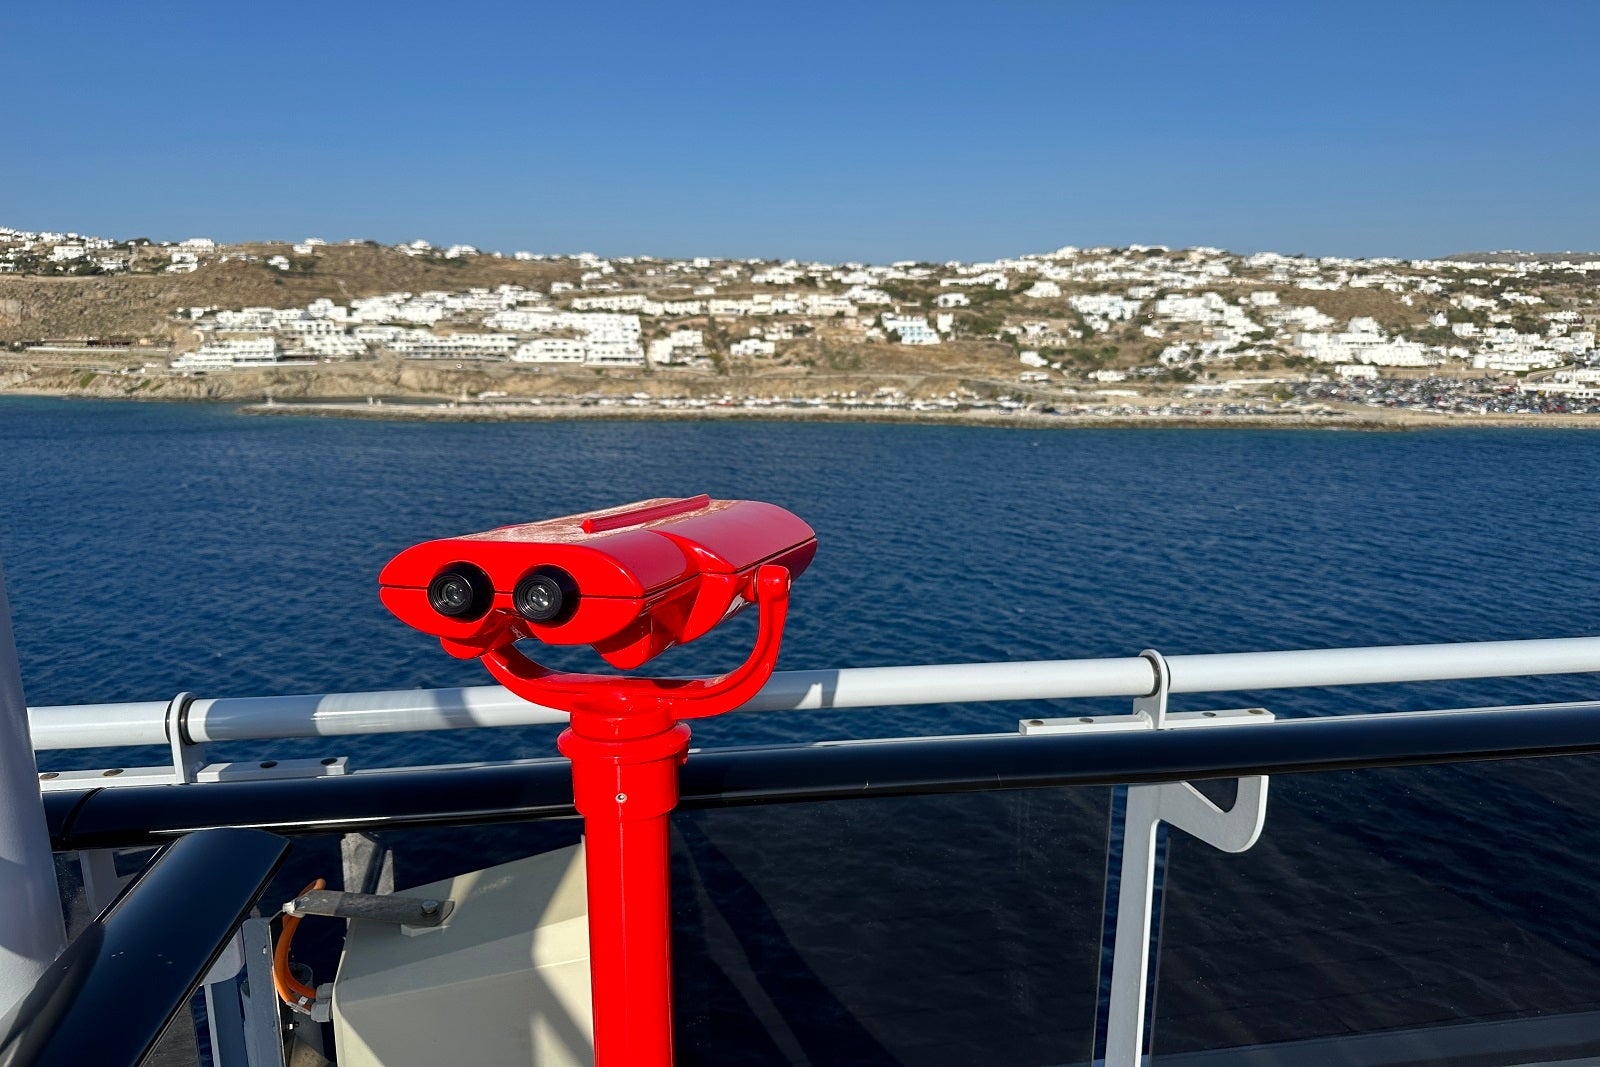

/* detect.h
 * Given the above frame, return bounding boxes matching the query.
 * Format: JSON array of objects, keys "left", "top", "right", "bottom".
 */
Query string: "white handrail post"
[{"left": 0, "top": 558, "right": 66, "bottom": 1017}]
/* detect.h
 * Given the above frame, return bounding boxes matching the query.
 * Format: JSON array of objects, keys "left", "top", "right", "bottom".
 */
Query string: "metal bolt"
[
  {"left": 1078, "top": 717, "right": 1094, "bottom": 724},
  {"left": 615, "top": 793, "right": 627, "bottom": 803},
  {"left": 421, "top": 899, "right": 440, "bottom": 916},
  {"left": 1026, "top": 719, "right": 1044, "bottom": 726},
  {"left": 102, "top": 768, "right": 123, "bottom": 777},
  {"left": 1202, "top": 711, "right": 1217, "bottom": 718},
  {"left": 38, "top": 771, "right": 58, "bottom": 780}
]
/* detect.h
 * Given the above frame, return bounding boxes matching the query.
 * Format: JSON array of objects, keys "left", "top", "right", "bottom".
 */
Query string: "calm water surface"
[
  {"left": 7, "top": 398, "right": 1599, "bottom": 730},
  {"left": 5, "top": 397, "right": 1600, "bottom": 1062}
]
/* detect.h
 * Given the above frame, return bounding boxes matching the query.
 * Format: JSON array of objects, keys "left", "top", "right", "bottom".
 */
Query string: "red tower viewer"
[{"left": 379, "top": 496, "right": 816, "bottom": 1066}]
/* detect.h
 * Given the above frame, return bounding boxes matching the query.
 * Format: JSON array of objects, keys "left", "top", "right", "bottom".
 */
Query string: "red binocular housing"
[{"left": 379, "top": 495, "right": 816, "bottom": 671}]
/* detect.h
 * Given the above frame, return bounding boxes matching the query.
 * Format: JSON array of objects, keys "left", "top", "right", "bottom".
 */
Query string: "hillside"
[
  {"left": 0, "top": 244, "right": 580, "bottom": 343},
  {"left": 2, "top": 229, "right": 1594, "bottom": 422},
  {"left": 1441, "top": 252, "right": 1600, "bottom": 264}
]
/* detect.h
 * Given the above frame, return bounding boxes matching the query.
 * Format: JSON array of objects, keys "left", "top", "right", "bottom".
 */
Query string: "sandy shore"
[{"left": 233, "top": 399, "right": 1600, "bottom": 431}]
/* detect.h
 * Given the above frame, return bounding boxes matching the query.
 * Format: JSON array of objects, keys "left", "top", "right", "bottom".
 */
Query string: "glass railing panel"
[
  {"left": 46, "top": 778, "right": 1101, "bottom": 1063},
  {"left": 1148, "top": 756, "right": 1600, "bottom": 1065},
  {"left": 671, "top": 786, "right": 1113, "bottom": 1066}
]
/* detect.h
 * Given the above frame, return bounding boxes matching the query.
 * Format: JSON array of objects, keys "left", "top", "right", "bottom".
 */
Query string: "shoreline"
[
  {"left": 7, "top": 389, "right": 1600, "bottom": 430},
  {"left": 231, "top": 398, "right": 1600, "bottom": 431}
]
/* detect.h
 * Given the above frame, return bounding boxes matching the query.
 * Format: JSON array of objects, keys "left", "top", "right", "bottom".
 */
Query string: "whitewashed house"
[
  {"left": 730, "top": 338, "right": 776, "bottom": 357},
  {"left": 172, "top": 337, "right": 281, "bottom": 370},
  {"left": 514, "top": 339, "right": 588, "bottom": 364}
]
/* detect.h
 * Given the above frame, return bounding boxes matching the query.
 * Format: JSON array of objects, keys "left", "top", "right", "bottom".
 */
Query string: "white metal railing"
[
  {"left": 26, "top": 633, "right": 1600, "bottom": 1067},
  {"left": 28, "top": 636, "right": 1600, "bottom": 751}
]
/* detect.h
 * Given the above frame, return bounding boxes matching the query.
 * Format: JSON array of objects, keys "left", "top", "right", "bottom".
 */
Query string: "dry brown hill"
[
  {"left": 0, "top": 244, "right": 581, "bottom": 343},
  {"left": 1286, "top": 286, "right": 1430, "bottom": 329}
]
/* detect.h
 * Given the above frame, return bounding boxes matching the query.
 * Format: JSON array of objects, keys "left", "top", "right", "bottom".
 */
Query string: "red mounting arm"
[{"left": 479, "top": 564, "right": 792, "bottom": 739}]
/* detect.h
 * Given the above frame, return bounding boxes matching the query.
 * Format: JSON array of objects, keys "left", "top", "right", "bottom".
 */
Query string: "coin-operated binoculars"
[{"left": 379, "top": 495, "right": 816, "bottom": 1066}]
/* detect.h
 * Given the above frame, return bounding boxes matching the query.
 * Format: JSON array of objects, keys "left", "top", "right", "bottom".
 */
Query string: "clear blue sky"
[{"left": 6, "top": 1, "right": 1597, "bottom": 262}]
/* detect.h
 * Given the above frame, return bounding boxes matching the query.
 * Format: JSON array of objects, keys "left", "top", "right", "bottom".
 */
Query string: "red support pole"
[{"left": 560, "top": 721, "right": 692, "bottom": 1067}]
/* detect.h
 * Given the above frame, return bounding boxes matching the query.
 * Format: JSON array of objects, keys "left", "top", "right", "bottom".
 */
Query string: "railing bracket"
[
  {"left": 1134, "top": 648, "right": 1172, "bottom": 728},
  {"left": 1100, "top": 704, "right": 1275, "bottom": 1067}
]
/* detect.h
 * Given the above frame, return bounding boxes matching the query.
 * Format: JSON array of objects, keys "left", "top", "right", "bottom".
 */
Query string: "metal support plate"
[
  {"left": 38, "top": 755, "right": 350, "bottom": 792},
  {"left": 1019, "top": 706, "right": 1272, "bottom": 735}
]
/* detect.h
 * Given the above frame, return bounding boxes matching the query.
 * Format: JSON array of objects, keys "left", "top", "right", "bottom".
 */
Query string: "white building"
[
  {"left": 215, "top": 308, "right": 279, "bottom": 332},
  {"left": 1154, "top": 292, "right": 1228, "bottom": 323},
  {"left": 393, "top": 333, "right": 517, "bottom": 360},
  {"left": 297, "top": 334, "right": 365, "bottom": 359},
  {"left": 352, "top": 325, "right": 408, "bottom": 345},
  {"left": 730, "top": 338, "right": 776, "bottom": 358},
  {"left": 172, "top": 337, "right": 280, "bottom": 370},
  {"left": 844, "top": 286, "right": 893, "bottom": 305},
  {"left": 305, "top": 298, "right": 347, "bottom": 321},
  {"left": 585, "top": 339, "right": 645, "bottom": 366},
  {"left": 1473, "top": 349, "right": 1565, "bottom": 373},
  {"left": 1069, "top": 294, "right": 1142, "bottom": 321},
  {"left": 1265, "top": 305, "right": 1335, "bottom": 331},
  {"left": 1336, "top": 364, "right": 1379, "bottom": 380},
  {"left": 880, "top": 313, "right": 939, "bottom": 345},
  {"left": 1518, "top": 369, "right": 1600, "bottom": 399},
  {"left": 572, "top": 293, "right": 649, "bottom": 313},
  {"left": 514, "top": 339, "right": 587, "bottom": 364},
  {"left": 276, "top": 319, "right": 342, "bottom": 340},
  {"left": 648, "top": 329, "right": 705, "bottom": 366},
  {"left": 751, "top": 266, "right": 802, "bottom": 285},
  {"left": 1293, "top": 318, "right": 1437, "bottom": 367},
  {"left": 802, "top": 294, "right": 855, "bottom": 317}
]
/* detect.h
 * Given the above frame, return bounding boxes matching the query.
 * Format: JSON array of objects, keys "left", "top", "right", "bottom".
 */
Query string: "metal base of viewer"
[{"left": 331, "top": 843, "right": 593, "bottom": 1066}]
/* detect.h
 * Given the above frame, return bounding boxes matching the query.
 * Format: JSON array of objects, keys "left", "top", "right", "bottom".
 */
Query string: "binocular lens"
[
  {"left": 513, "top": 566, "right": 578, "bottom": 624},
  {"left": 427, "top": 565, "right": 493, "bottom": 621}
]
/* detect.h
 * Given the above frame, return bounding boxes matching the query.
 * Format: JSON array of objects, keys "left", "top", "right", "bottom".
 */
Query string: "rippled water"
[
  {"left": 6, "top": 397, "right": 1600, "bottom": 1062},
  {"left": 8, "top": 398, "right": 1599, "bottom": 730}
]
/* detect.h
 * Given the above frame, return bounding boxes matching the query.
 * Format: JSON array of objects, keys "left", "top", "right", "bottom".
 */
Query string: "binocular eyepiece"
[
  {"left": 426, "top": 564, "right": 493, "bottom": 620},
  {"left": 511, "top": 566, "right": 579, "bottom": 624},
  {"left": 381, "top": 496, "right": 817, "bottom": 670},
  {"left": 426, "top": 563, "right": 579, "bottom": 625}
]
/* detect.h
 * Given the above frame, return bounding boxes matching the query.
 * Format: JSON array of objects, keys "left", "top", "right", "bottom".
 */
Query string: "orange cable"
[{"left": 273, "top": 878, "right": 326, "bottom": 1012}]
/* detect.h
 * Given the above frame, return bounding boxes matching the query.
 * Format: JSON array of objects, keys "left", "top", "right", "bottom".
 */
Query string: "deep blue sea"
[{"left": 6, "top": 397, "right": 1600, "bottom": 1064}]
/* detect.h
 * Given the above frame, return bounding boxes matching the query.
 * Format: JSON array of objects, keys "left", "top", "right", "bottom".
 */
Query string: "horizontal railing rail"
[
  {"left": 43, "top": 699, "right": 1600, "bottom": 850},
  {"left": 27, "top": 635, "right": 1600, "bottom": 751}
]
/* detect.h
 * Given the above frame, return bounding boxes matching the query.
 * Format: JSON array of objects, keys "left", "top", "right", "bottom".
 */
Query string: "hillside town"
[{"left": 3, "top": 224, "right": 1598, "bottom": 420}]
